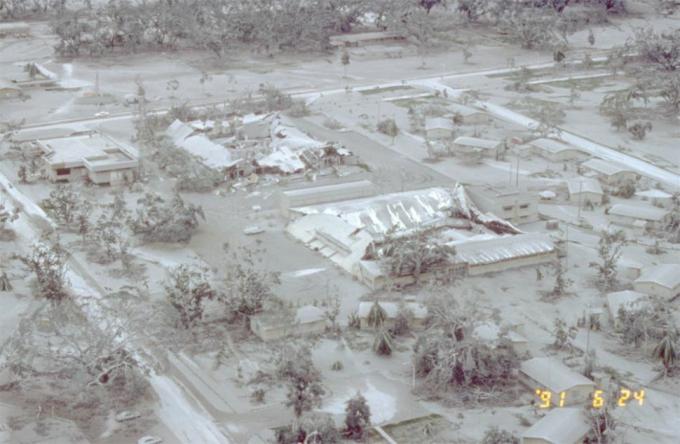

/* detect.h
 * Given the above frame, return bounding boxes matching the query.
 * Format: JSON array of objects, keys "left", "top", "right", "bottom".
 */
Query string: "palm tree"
[
  {"left": 653, "top": 333, "right": 677, "bottom": 376},
  {"left": 373, "top": 329, "right": 393, "bottom": 356},
  {"left": 367, "top": 301, "right": 387, "bottom": 329}
]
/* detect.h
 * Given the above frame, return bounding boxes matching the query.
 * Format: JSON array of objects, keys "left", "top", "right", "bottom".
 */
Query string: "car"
[
  {"left": 115, "top": 410, "right": 141, "bottom": 422},
  {"left": 137, "top": 436, "right": 163, "bottom": 444},
  {"left": 94, "top": 111, "right": 110, "bottom": 118},
  {"left": 243, "top": 225, "right": 264, "bottom": 235}
]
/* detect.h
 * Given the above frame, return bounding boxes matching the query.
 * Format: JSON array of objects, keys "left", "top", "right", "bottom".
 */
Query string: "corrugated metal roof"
[
  {"left": 521, "top": 357, "right": 595, "bottom": 394},
  {"left": 452, "top": 233, "right": 554, "bottom": 265}
]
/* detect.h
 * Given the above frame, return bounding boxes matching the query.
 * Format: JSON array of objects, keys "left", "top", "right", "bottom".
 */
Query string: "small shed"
[
  {"left": 528, "top": 138, "right": 586, "bottom": 162},
  {"left": 249, "top": 305, "right": 327, "bottom": 341},
  {"left": 425, "top": 117, "right": 454, "bottom": 140},
  {"left": 521, "top": 407, "right": 590, "bottom": 444},
  {"left": 580, "top": 158, "right": 638, "bottom": 185},
  {"left": 520, "top": 357, "right": 595, "bottom": 406},
  {"left": 356, "top": 301, "right": 427, "bottom": 329},
  {"left": 635, "top": 189, "right": 673, "bottom": 208},
  {"left": 633, "top": 264, "right": 680, "bottom": 300},
  {"left": 608, "top": 203, "right": 669, "bottom": 230},
  {"left": 452, "top": 136, "right": 500, "bottom": 159},
  {"left": 567, "top": 177, "right": 603, "bottom": 205}
]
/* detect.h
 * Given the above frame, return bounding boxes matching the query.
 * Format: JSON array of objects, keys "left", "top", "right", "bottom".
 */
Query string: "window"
[
  {"left": 519, "top": 204, "right": 529, "bottom": 209},
  {"left": 55, "top": 167, "right": 70, "bottom": 176},
  {"left": 502, "top": 205, "right": 513, "bottom": 211}
]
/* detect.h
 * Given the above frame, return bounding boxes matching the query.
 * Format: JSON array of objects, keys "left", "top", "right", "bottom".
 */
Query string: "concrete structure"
[
  {"left": 424, "top": 117, "right": 454, "bottom": 140},
  {"left": 633, "top": 264, "right": 680, "bottom": 300},
  {"left": 249, "top": 305, "right": 327, "bottom": 341},
  {"left": 452, "top": 136, "right": 500, "bottom": 159},
  {"left": 5, "top": 62, "right": 57, "bottom": 89},
  {"left": 635, "top": 189, "right": 674, "bottom": 208},
  {"left": 356, "top": 301, "right": 427, "bottom": 329},
  {"left": 608, "top": 203, "right": 670, "bottom": 230},
  {"left": 450, "top": 103, "right": 490, "bottom": 125},
  {"left": 0, "top": 79, "right": 20, "bottom": 98},
  {"left": 0, "top": 22, "right": 30, "bottom": 37},
  {"left": 520, "top": 357, "right": 595, "bottom": 406},
  {"left": 242, "top": 113, "right": 273, "bottom": 139},
  {"left": 280, "top": 180, "right": 377, "bottom": 217},
  {"left": 606, "top": 290, "right": 649, "bottom": 327},
  {"left": 166, "top": 120, "right": 242, "bottom": 174},
  {"left": 581, "top": 158, "right": 638, "bottom": 185},
  {"left": 527, "top": 138, "right": 587, "bottom": 162},
  {"left": 467, "top": 185, "right": 539, "bottom": 225},
  {"left": 567, "top": 177, "right": 603, "bottom": 205},
  {"left": 329, "top": 31, "right": 405, "bottom": 47},
  {"left": 38, "top": 133, "right": 138, "bottom": 185},
  {"left": 521, "top": 408, "right": 590, "bottom": 444}
]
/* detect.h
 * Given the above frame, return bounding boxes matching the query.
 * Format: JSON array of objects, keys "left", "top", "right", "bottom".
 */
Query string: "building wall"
[
  {"left": 467, "top": 250, "right": 557, "bottom": 276},
  {"left": 569, "top": 191, "right": 602, "bottom": 205},
  {"left": 633, "top": 282, "right": 677, "bottom": 300},
  {"left": 47, "top": 166, "right": 87, "bottom": 182},
  {"left": 88, "top": 168, "right": 136, "bottom": 185},
  {"left": 426, "top": 128, "right": 453, "bottom": 140},
  {"left": 462, "top": 113, "right": 490, "bottom": 125}
]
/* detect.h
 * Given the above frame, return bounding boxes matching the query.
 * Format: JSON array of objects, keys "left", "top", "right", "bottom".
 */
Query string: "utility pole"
[{"left": 577, "top": 181, "right": 583, "bottom": 221}]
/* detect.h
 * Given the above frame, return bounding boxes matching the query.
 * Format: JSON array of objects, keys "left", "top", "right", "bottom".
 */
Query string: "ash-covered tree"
[
  {"left": 615, "top": 298, "right": 672, "bottom": 347},
  {"left": 276, "top": 412, "right": 339, "bottom": 444},
  {"left": 367, "top": 300, "right": 387, "bottom": 328},
  {"left": 40, "top": 184, "right": 82, "bottom": 226},
  {"left": 129, "top": 192, "right": 205, "bottom": 243},
  {"left": 376, "top": 118, "right": 399, "bottom": 143},
  {"left": 666, "top": 193, "right": 680, "bottom": 243},
  {"left": 373, "top": 328, "right": 394, "bottom": 356},
  {"left": 652, "top": 331, "right": 677, "bottom": 376},
  {"left": 343, "top": 392, "right": 371, "bottom": 441},
  {"left": 340, "top": 48, "right": 350, "bottom": 78},
  {"left": 221, "top": 243, "right": 281, "bottom": 319},
  {"left": 276, "top": 345, "right": 325, "bottom": 418},
  {"left": 547, "top": 259, "right": 571, "bottom": 298},
  {"left": 590, "top": 229, "right": 625, "bottom": 291},
  {"left": 164, "top": 265, "right": 217, "bottom": 329},
  {"left": 481, "top": 426, "right": 519, "bottom": 444},
  {"left": 14, "top": 240, "right": 68, "bottom": 302},
  {"left": 630, "top": 27, "right": 680, "bottom": 72},
  {"left": 499, "top": 8, "right": 563, "bottom": 50},
  {"left": 0, "top": 203, "right": 19, "bottom": 239},
  {"left": 0, "top": 271, "right": 11, "bottom": 291}
]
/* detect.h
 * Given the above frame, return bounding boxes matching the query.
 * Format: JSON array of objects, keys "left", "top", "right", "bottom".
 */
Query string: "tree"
[
  {"left": 630, "top": 27, "right": 680, "bottom": 72},
  {"left": 652, "top": 332, "right": 677, "bottom": 375},
  {"left": 376, "top": 118, "right": 399, "bottom": 143},
  {"left": 343, "top": 393, "right": 371, "bottom": 440},
  {"left": 0, "top": 271, "right": 11, "bottom": 291},
  {"left": 222, "top": 243, "right": 281, "bottom": 319},
  {"left": 41, "top": 185, "right": 82, "bottom": 226},
  {"left": 591, "top": 230, "right": 625, "bottom": 291},
  {"left": 129, "top": 192, "right": 205, "bottom": 243},
  {"left": 548, "top": 259, "right": 571, "bottom": 298},
  {"left": 659, "top": 74, "right": 680, "bottom": 115},
  {"left": 276, "top": 346, "right": 325, "bottom": 418},
  {"left": 164, "top": 265, "right": 217, "bottom": 329},
  {"left": 366, "top": 300, "right": 387, "bottom": 328},
  {"left": 17, "top": 164, "right": 28, "bottom": 183},
  {"left": 277, "top": 413, "right": 339, "bottom": 444},
  {"left": 14, "top": 240, "right": 67, "bottom": 302},
  {"left": 0, "top": 203, "right": 19, "bottom": 237},
  {"left": 340, "top": 48, "right": 350, "bottom": 78},
  {"left": 553, "top": 318, "right": 570, "bottom": 350},
  {"left": 378, "top": 229, "right": 456, "bottom": 283},
  {"left": 481, "top": 426, "right": 519, "bottom": 444},
  {"left": 373, "top": 328, "right": 394, "bottom": 356},
  {"left": 627, "top": 121, "right": 652, "bottom": 140}
]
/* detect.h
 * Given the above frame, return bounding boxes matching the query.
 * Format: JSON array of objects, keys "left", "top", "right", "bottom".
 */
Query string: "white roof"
[
  {"left": 451, "top": 233, "right": 555, "bottom": 266},
  {"left": 531, "top": 138, "right": 582, "bottom": 154},
  {"left": 166, "top": 119, "right": 240, "bottom": 169},
  {"left": 606, "top": 290, "right": 649, "bottom": 317},
  {"left": 472, "top": 322, "right": 527, "bottom": 344},
  {"left": 425, "top": 117, "right": 454, "bottom": 131},
  {"left": 609, "top": 203, "right": 668, "bottom": 222},
  {"left": 450, "top": 103, "right": 485, "bottom": 116},
  {"left": 283, "top": 180, "right": 375, "bottom": 198},
  {"left": 453, "top": 136, "right": 500, "bottom": 150},
  {"left": 295, "top": 305, "right": 325, "bottom": 324},
  {"left": 257, "top": 146, "right": 305, "bottom": 173},
  {"left": 39, "top": 133, "right": 137, "bottom": 169},
  {"left": 567, "top": 177, "right": 603, "bottom": 196},
  {"left": 635, "top": 189, "right": 673, "bottom": 199},
  {"left": 522, "top": 408, "right": 590, "bottom": 444},
  {"left": 521, "top": 357, "right": 595, "bottom": 394},
  {"left": 356, "top": 301, "right": 428, "bottom": 319},
  {"left": 635, "top": 264, "right": 680, "bottom": 290},
  {"left": 582, "top": 158, "right": 631, "bottom": 176},
  {"left": 271, "top": 117, "right": 325, "bottom": 152}
]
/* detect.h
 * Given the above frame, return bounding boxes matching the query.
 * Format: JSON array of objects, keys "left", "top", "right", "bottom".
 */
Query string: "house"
[
  {"left": 425, "top": 117, "right": 454, "bottom": 140},
  {"left": 467, "top": 185, "right": 538, "bottom": 225},
  {"left": 450, "top": 103, "right": 490, "bottom": 125},
  {"left": 0, "top": 22, "right": 30, "bottom": 37},
  {"left": 608, "top": 203, "right": 669, "bottom": 230},
  {"left": 356, "top": 301, "right": 427, "bottom": 329},
  {"left": 633, "top": 264, "right": 680, "bottom": 300},
  {"left": 280, "top": 180, "right": 377, "bottom": 217},
  {"left": 520, "top": 357, "right": 595, "bottom": 406},
  {"left": 329, "top": 31, "right": 405, "bottom": 47},
  {"left": 635, "top": 189, "right": 674, "bottom": 208},
  {"left": 527, "top": 138, "right": 587, "bottom": 162},
  {"left": 472, "top": 322, "right": 529, "bottom": 355},
  {"left": 37, "top": 133, "right": 138, "bottom": 185},
  {"left": 249, "top": 305, "right": 327, "bottom": 341},
  {"left": 567, "top": 177, "right": 603, "bottom": 205},
  {"left": 521, "top": 407, "right": 590, "bottom": 444},
  {"left": 581, "top": 158, "right": 638, "bottom": 186},
  {"left": 452, "top": 136, "right": 501, "bottom": 160},
  {"left": 606, "top": 290, "right": 649, "bottom": 327}
]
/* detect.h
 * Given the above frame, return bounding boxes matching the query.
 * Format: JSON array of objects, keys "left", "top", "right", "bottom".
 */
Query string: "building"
[
  {"left": 635, "top": 189, "right": 674, "bottom": 208},
  {"left": 521, "top": 407, "right": 590, "bottom": 444},
  {"left": 280, "top": 180, "right": 377, "bottom": 217},
  {"left": 425, "top": 117, "right": 454, "bottom": 140},
  {"left": 633, "top": 264, "right": 680, "bottom": 300},
  {"left": 566, "top": 177, "right": 603, "bottom": 205},
  {"left": 606, "top": 290, "right": 649, "bottom": 327},
  {"left": 249, "top": 305, "right": 327, "bottom": 341},
  {"left": 329, "top": 31, "right": 405, "bottom": 47},
  {"left": 356, "top": 301, "right": 427, "bottom": 329},
  {"left": 527, "top": 138, "right": 587, "bottom": 162},
  {"left": 452, "top": 136, "right": 501, "bottom": 160},
  {"left": 0, "top": 22, "right": 30, "bottom": 37},
  {"left": 467, "top": 185, "right": 538, "bottom": 225},
  {"left": 472, "top": 322, "right": 529, "bottom": 355},
  {"left": 520, "top": 357, "right": 595, "bottom": 406},
  {"left": 37, "top": 133, "right": 138, "bottom": 185},
  {"left": 452, "top": 233, "right": 557, "bottom": 276},
  {"left": 450, "top": 103, "right": 490, "bottom": 125},
  {"left": 242, "top": 113, "right": 273, "bottom": 139},
  {"left": 608, "top": 203, "right": 670, "bottom": 230},
  {"left": 581, "top": 158, "right": 638, "bottom": 186}
]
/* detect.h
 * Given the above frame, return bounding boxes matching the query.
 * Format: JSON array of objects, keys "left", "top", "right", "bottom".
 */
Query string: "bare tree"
[
  {"left": 343, "top": 392, "right": 371, "bottom": 440},
  {"left": 276, "top": 345, "right": 325, "bottom": 418},
  {"left": 14, "top": 240, "right": 68, "bottom": 302},
  {"left": 40, "top": 185, "right": 82, "bottom": 226},
  {"left": 129, "top": 192, "right": 205, "bottom": 243},
  {"left": 591, "top": 230, "right": 625, "bottom": 291},
  {"left": 164, "top": 265, "right": 217, "bottom": 329},
  {"left": 0, "top": 203, "right": 19, "bottom": 239}
]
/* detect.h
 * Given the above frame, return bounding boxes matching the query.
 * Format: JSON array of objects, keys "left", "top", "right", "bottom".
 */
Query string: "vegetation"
[
  {"left": 14, "top": 240, "right": 68, "bottom": 302},
  {"left": 343, "top": 393, "right": 371, "bottom": 440},
  {"left": 276, "top": 413, "right": 339, "bottom": 444},
  {"left": 0, "top": 202, "right": 19, "bottom": 239},
  {"left": 373, "top": 328, "right": 394, "bottom": 356},
  {"left": 40, "top": 185, "right": 85, "bottom": 227},
  {"left": 591, "top": 230, "right": 625, "bottom": 292},
  {"left": 481, "top": 426, "right": 519, "bottom": 444},
  {"left": 276, "top": 345, "right": 325, "bottom": 418},
  {"left": 164, "top": 265, "right": 218, "bottom": 329},
  {"left": 128, "top": 192, "right": 205, "bottom": 243}
]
